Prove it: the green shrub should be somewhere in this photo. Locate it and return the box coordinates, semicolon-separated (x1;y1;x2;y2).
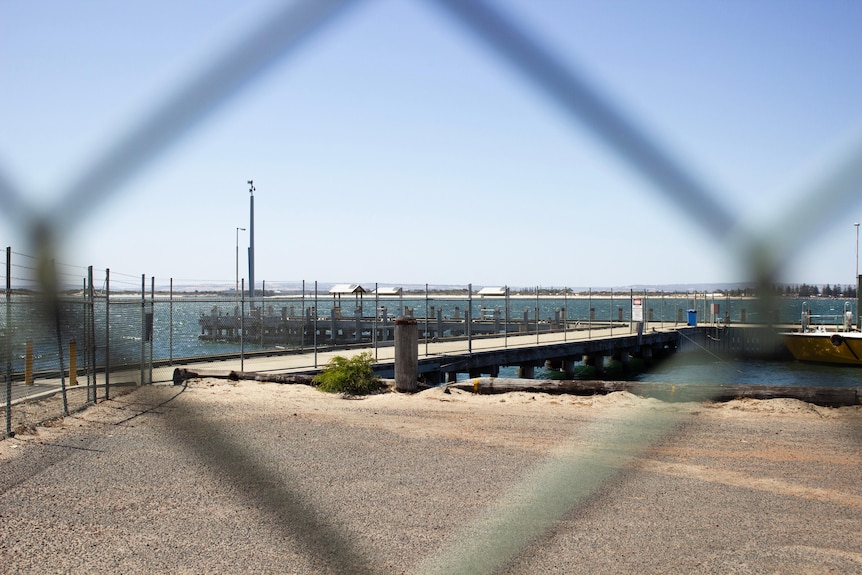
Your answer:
313;352;383;395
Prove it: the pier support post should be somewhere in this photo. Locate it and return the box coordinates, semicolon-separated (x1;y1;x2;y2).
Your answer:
563;358;575;379
545;359;562;371
587;353;605;376
394;317;418;392
641;345;654;366
518;363;535;379
620;351;631;373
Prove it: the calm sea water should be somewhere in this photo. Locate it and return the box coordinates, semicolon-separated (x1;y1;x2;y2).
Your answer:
637;357;861;388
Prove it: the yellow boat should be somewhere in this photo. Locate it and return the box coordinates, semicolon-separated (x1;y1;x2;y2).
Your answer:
783;329;862;366
783;301;862;365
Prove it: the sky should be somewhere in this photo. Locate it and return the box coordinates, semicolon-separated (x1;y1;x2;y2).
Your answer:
3;0;862;290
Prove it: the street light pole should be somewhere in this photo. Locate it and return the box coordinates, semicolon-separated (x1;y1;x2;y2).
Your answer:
236;227;246;309
855;223;859;282
855;223;860;329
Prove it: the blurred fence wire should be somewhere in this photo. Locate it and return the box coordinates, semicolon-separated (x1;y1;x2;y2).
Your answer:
3;0;862;573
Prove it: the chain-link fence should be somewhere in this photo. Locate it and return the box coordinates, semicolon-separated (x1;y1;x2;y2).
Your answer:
3;0;862;573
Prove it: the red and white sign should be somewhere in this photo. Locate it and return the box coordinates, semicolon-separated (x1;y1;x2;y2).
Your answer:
632;298;643;322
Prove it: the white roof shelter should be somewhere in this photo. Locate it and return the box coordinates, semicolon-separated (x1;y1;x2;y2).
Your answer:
477;286;507;296
329;284;366;295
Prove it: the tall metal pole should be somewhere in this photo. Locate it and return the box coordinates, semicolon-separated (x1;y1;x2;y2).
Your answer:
855;222;859;282
235;227;245;309
247;180;256;302
855;222;860;329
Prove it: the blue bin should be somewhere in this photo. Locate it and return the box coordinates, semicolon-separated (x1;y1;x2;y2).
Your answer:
687;309;697;326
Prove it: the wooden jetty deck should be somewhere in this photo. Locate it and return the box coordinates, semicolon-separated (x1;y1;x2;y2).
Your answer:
185;322;792;384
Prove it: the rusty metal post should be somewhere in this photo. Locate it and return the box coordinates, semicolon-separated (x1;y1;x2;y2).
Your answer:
69;340;77;386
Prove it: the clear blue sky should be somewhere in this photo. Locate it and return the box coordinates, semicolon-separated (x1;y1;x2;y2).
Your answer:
3;0;862;289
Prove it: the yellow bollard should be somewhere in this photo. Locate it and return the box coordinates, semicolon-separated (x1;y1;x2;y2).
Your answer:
69;340;77;386
25;339;33;385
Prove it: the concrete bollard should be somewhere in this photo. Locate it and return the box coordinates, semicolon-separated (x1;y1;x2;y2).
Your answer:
394;317;418;392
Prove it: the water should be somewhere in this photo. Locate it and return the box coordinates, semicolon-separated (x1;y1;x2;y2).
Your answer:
637;357;862;388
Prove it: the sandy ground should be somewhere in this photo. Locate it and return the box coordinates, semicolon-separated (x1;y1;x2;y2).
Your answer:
1;379;861;574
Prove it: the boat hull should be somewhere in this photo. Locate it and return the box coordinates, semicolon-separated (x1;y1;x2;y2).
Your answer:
782;331;862;366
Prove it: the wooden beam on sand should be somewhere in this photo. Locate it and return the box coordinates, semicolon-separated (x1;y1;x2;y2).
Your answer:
445;377;861;407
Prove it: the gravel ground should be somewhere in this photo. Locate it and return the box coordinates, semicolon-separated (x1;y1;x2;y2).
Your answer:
1;380;861;574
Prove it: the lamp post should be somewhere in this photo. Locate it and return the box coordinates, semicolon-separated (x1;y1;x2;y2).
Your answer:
855;223;859;282
855;223;860;329
236;227;246;308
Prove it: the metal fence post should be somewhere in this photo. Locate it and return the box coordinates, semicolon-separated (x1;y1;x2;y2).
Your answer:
374;282;378;361
105;268;110;400
149;276;154;384
5;246;12;436
467;283;472;355
301;280;306;351
535;286;540;344
140;274;145;387
87;266;95;403
240;278;245;372
505;286;509;349
170;278;174;365
53;259;68;415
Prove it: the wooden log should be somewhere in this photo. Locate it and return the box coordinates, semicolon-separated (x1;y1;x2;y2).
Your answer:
172;368;315;386
229;371;316;385
446;377;860;407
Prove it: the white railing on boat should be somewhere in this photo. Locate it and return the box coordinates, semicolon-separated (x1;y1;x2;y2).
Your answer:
801;301;855;332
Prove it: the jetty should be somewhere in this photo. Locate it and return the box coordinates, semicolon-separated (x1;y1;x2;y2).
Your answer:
189;319;792;385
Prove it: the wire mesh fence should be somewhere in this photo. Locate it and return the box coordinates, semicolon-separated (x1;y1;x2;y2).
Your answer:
2;0;862;573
